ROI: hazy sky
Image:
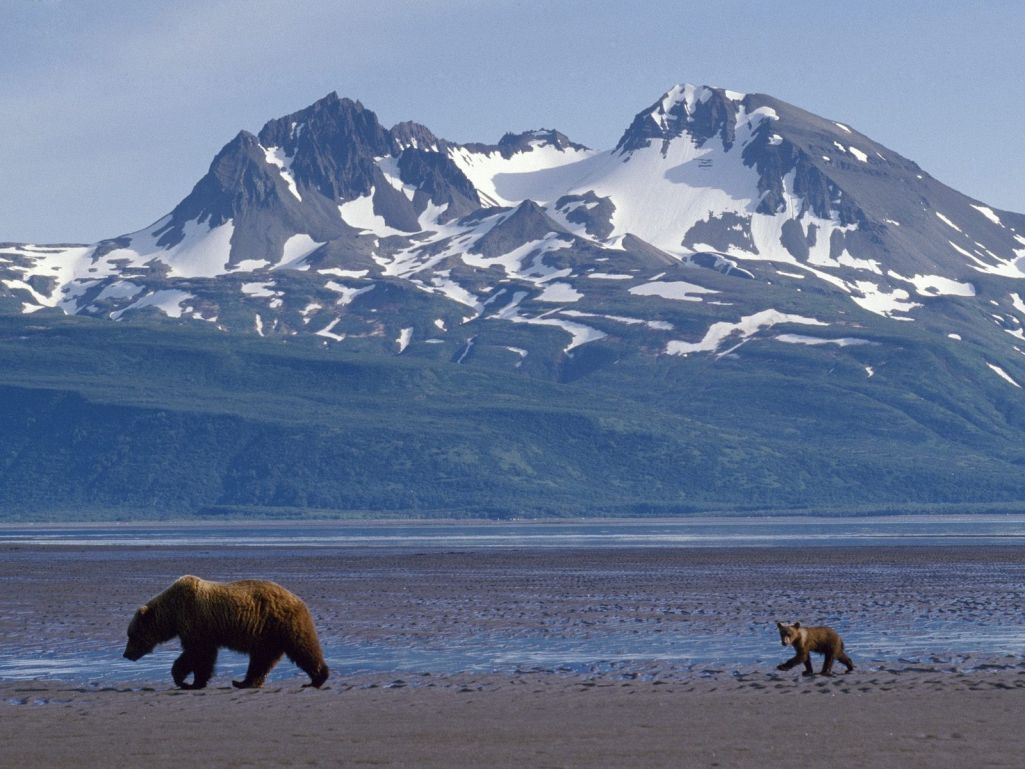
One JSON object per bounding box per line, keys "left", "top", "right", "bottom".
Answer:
{"left": 4, "top": 0, "right": 1024, "bottom": 243}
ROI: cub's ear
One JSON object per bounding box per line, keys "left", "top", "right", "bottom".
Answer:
{"left": 776, "top": 621, "right": 784, "bottom": 628}
{"left": 793, "top": 621, "right": 801, "bottom": 628}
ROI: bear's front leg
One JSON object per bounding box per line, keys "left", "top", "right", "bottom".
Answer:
{"left": 172, "top": 651, "right": 194, "bottom": 688}
{"left": 173, "top": 646, "right": 218, "bottom": 689}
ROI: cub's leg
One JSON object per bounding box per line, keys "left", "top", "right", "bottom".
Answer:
{"left": 837, "top": 650, "right": 855, "bottom": 672}
{"left": 820, "top": 651, "right": 835, "bottom": 676}
{"left": 777, "top": 652, "right": 810, "bottom": 672}
{"left": 802, "top": 654, "right": 815, "bottom": 676}
{"left": 232, "top": 647, "right": 283, "bottom": 689}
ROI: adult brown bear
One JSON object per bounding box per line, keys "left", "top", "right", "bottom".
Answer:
{"left": 123, "top": 575, "right": 329, "bottom": 689}
{"left": 775, "top": 621, "right": 854, "bottom": 676}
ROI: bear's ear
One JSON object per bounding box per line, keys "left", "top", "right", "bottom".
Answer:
{"left": 793, "top": 621, "right": 800, "bottom": 628}
{"left": 776, "top": 621, "right": 783, "bottom": 628}
{"left": 138, "top": 605, "right": 149, "bottom": 617}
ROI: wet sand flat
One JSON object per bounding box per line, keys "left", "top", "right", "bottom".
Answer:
{"left": 3, "top": 543, "right": 1025, "bottom": 766}
{"left": 4, "top": 675, "right": 1025, "bottom": 768}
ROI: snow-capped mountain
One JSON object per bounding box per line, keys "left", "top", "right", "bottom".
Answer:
{"left": 8, "top": 83, "right": 1025, "bottom": 519}
{"left": 4, "top": 84, "right": 1025, "bottom": 379}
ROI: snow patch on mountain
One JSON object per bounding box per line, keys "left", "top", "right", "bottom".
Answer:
{"left": 774, "top": 334, "right": 872, "bottom": 347}
{"left": 536, "top": 282, "right": 582, "bottom": 303}
{"left": 888, "top": 271, "right": 975, "bottom": 297}
{"left": 988, "top": 362, "right": 1022, "bottom": 388}
{"left": 262, "top": 145, "right": 302, "bottom": 202}
{"left": 629, "top": 280, "right": 718, "bottom": 302}
{"left": 449, "top": 142, "right": 598, "bottom": 208}
{"left": 339, "top": 191, "right": 405, "bottom": 237}
{"left": 110, "top": 289, "right": 193, "bottom": 320}
{"left": 666, "top": 309, "right": 827, "bottom": 356}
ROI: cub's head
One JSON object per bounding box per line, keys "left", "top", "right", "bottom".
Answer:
{"left": 123, "top": 605, "right": 159, "bottom": 661}
{"left": 776, "top": 621, "right": 802, "bottom": 647}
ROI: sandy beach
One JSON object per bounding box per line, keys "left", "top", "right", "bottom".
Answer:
{"left": 3, "top": 542, "right": 1025, "bottom": 767}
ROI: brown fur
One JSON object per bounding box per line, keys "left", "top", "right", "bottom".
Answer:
{"left": 123, "top": 575, "right": 329, "bottom": 689}
{"left": 775, "top": 621, "right": 854, "bottom": 676}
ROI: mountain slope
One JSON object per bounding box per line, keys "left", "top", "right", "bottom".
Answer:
{"left": 3, "top": 83, "right": 1025, "bottom": 519}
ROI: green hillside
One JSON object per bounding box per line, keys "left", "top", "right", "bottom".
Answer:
{"left": 2, "top": 313, "right": 1025, "bottom": 521}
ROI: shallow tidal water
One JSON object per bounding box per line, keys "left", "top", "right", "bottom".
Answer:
{"left": 2, "top": 519, "right": 1025, "bottom": 684}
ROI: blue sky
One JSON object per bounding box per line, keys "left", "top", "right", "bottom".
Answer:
{"left": 4, "top": 0, "right": 1024, "bottom": 242}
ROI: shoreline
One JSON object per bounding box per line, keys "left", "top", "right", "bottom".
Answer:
{"left": 3, "top": 543, "right": 1025, "bottom": 766}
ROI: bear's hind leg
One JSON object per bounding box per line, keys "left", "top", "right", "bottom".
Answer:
{"left": 285, "top": 638, "right": 329, "bottom": 688}
{"left": 838, "top": 651, "right": 855, "bottom": 672}
{"left": 232, "top": 648, "right": 283, "bottom": 689}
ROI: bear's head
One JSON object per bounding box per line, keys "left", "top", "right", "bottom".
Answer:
{"left": 776, "top": 621, "right": 802, "bottom": 647}
{"left": 124, "top": 605, "right": 163, "bottom": 661}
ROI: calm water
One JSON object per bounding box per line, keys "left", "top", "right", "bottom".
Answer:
{"left": 5, "top": 515, "right": 1025, "bottom": 548}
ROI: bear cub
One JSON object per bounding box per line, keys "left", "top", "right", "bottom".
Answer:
{"left": 124, "top": 575, "right": 329, "bottom": 689}
{"left": 775, "top": 621, "right": 854, "bottom": 676}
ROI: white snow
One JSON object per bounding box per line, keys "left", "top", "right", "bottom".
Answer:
{"left": 254, "top": 314, "right": 264, "bottom": 337}
{"left": 448, "top": 141, "right": 599, "bottom": 208}
{"left": 560, "top": 309, "right": 673, "bottom": 330}
{"left": 276, "top": 234, "right": 324, "bottom": 269}
{"left": 241, "top": 281, "right": 276, "bottom": 298}
{"left": 229, "top": 259, "right": 271, "bottom": 272}
{"left": 461, "top": 232, "right": 573, "bottom": 282}
{"left": 319, "top": 268, "right": 369, "bottom": 279}
{"left": 935, "top": 211, "right": 963, "bottom": 233}
{"left": 834, "top": 122, "right": 852, "bottom": 134}
{"left": 888, "top": 271, "right": 975, "bottom": 297}
{"left": 847, "top": 146, "right": 869, "bottom": 163}
{"left": 666, "top": 309, "right": 827, "bottom": 356}
{"left": 396, "top": 327, "right": 413, "bottom": 353}
{"left": 971, "top": 204, "right": 1002, "bottom": 226}
{"left": 110, "top": 220, "right": 236, "bottom": 279}
{"left": 338, "top": 190, "right": 406, "bottom": 237}
{"left": 324, "top": 281, "right": 375, "bottom": 306}
{"left": 94, "top": 281, "right": 143, "bottom": 302}
{"left": 774, "top": 333, "right": 871, "bottom": 347}
{"left": 851, "top": 281, "right": 920, "bottom": 320}
{"left": 1011, "top": 293, "right": 1025, "bottom": 317}
{"left": 947, "top": 333, "right": 962, "bottom": 341}
{"left": 865, "top": 366, "right": 875, "bottom": 378}
{"left": 536, "top": 282, "right": 583, "bottom": 303}
{"left": 629, "top": 280, "right": 718, "bottom": 302}
{"left": 315, "top": 318, "right": 346, "bottom": 342}
{"left": 110, "top": 289, "right": 193, "bottom": 320}
{"left": 504, "top": 346, "right": 528, "bottom": 366}
{"left": 262, "top": 145, "right": 302, "bottom": 202}
{"left": 987, "top": 362, "right": 1022, "bottom": 389}
{"left": 434, "top": 318, "right": 446, "bottom": 331}
{"left": 587, "top": 272, "right": 634, "bottom": 280}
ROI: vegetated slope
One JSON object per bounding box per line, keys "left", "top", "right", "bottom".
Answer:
{"left": 1, "top": 312, "right": 1024, "bottom": 520}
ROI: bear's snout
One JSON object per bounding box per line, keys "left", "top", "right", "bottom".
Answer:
{"left": 123, "top": 644, "right": 143, "bottom": 661}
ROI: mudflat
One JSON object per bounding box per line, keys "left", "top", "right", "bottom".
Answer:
{"left": 2, "top": 543, "right": 1025, "bottom": 767}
